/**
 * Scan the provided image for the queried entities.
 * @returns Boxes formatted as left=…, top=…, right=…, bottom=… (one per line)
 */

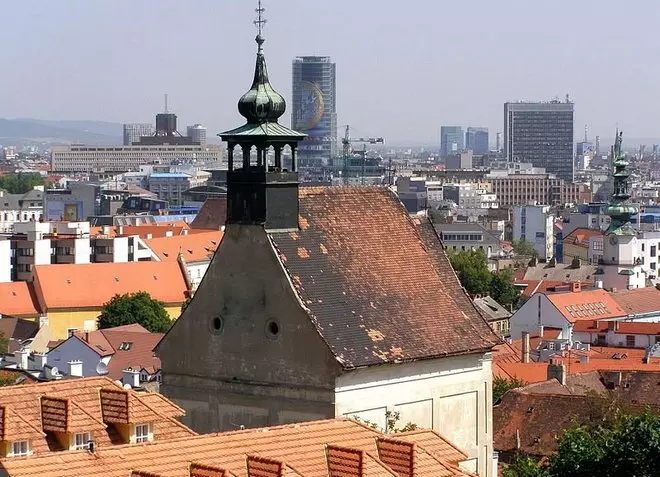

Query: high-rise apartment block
left=291, top=56, right=338, bottom=169
left=123, top=123, right=154, bottom=145
left=440, top=126, right=464, bottom=158
left=504, top=101, right=574, bottom=181
left=187, top=124, right=208, bottom=146
left=465, top=127, right=489, bottom=155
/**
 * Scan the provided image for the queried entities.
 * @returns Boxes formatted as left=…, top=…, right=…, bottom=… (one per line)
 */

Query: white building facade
left=513, top=205, right=554, bottom=259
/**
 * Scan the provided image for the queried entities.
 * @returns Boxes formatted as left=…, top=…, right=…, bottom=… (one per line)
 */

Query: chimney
left=118, top=225, right=124, bottom=236
left=570, top=282, right=581, bottom=293
left=102, top=225, right=111, bottom=235
left=122, top=368, right=141, bottom=388
left=547, top=360, right=567, bottom=385
left=571, top=256, right=581, bottom=269
left=68, top=360, right=83, bottom=377
left=165, top=231, right=173, bottom=237
left=33, top=352, right=47, bottom=370
left=579, top=354, right=589, bottom=364
left=182, top=229, right=189, bottom=236
left=608, top=321, right=620, bottom=332
left=14, top=349, right=28, bottom=370
left=521, top=331, right=531, bottom=363
left=146, top=233, right=153, bottom=240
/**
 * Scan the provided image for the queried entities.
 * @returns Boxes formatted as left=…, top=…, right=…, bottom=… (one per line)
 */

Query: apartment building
left=0, top=188, right=44, bottom=233
left=50, top=144, right=223, bottom=173
left=491, top=176, right=591, bottom=207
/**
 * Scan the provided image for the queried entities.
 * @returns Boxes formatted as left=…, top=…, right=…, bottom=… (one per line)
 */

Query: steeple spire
left=605, top=130, right=638, bottom=235
left=237, top=0, right=286, bottom=124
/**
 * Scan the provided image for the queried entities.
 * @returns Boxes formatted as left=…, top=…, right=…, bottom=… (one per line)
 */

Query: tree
left=98, top=292, right=172, bottom=333
left=490, top=268, right=520, bottom=309
left=548, top=411, right=660, bottom=477
left=511, top=239, right=538, bottom=257
left=0, top=331, right=9, bottom=355
left=0, top=173, right=44, bottom=194
left=493, top=376, right=526, bottom=403
left=502, top=455, right=548, bottom=477
left=449, top=249, right=492, bottom=296
left=353, top=411, right=418, bottom=433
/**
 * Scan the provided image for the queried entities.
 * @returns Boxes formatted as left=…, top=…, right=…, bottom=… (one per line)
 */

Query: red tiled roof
left=191, top=198, right=227, bottom=230
left=545, top=289, right=627, bottom=323
left=518, top=280, right=591, bottom=297
left=495, top=347, right=660, bottom=384
left=267, top=187, right=500, bottom=368
left=0, top=282, right=41, bottom=317
left=0, top=419, right=472, bottom=477
left=146, top=231, right=223, bottom=263
left=0, top=376, right=194, bottom=457
left=609, top=287, right=660, bottom=315
left=572, top=320, right=660, bottom=335
left=563, top=227, right=603, bottom=248
left=32, top=261, right=189, bottom=310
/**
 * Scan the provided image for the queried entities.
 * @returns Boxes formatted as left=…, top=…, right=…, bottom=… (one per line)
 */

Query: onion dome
left=237, top=35, right=286, bottom=124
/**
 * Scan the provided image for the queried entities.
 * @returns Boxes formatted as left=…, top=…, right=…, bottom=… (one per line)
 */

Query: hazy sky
left=1, top=0, right=658, bottom=144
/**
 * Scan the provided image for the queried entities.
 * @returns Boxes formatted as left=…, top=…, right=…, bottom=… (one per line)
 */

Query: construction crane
left=341, top=125, right=384, bottom=185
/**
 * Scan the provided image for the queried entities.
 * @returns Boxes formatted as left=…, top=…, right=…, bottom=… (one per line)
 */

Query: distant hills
left=0, top=118, right=123, bottom=147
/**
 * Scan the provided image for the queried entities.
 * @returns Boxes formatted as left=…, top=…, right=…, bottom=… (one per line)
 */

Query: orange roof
left=563, top=227, right=603, bottom=248
left=545, top=289, right=626, bottom=323
left=496, top=346, right=660, bottom=384
left=0, top=376, right=194, bottom=457
left=610, top=287, right=660, bottom=315
left=0, top=282, right=41, bottom=317
left=33, top=261, right=189, bottom=310
left=146, top=231, right=223, bottom=263
left=0, top=419, right=472, bottom=477
left=573, top=320, right=660, bottom=335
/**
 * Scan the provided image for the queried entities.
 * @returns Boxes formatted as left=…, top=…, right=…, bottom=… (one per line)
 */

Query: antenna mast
left=164, top=94, right=169, bottom=113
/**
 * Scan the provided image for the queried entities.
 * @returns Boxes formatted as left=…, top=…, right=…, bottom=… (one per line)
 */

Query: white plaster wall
left=510, top=294, right=569, bottom=339
left=0, top=240, right=11, bottom=283
left=187, top=262, right=210, bottom=288
left=47, top=338, right=107, bottom=377
left=73, top=238, right=91, bottom=264
left=34, top=239, right=52, bottom=266
left=335, top=353, right=493, bottom=477
left=573, top=330, right=660, bottom=348
left=113, top=237, right=129, bottom=263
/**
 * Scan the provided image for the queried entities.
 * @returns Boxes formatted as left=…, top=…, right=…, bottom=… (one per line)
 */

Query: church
left=157, top=8, right=500, bottom=476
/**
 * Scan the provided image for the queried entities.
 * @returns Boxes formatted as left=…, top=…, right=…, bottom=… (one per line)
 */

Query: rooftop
left=609, top=287, right=660, bottom=316
left=0, top=282, right=41, bottom=317
left=266, top=187, right=500, bottom=368
left=522, top=263, right=597, bottom=282
left=0, top=376, right=194, bottom=458
left=0, top=418, right=473, bottom=477
left=545, top=288, right=626, bottom=322
left=32, top=261, right=189, bottom=310
left=563, top=227, right=603, bottom=248
left=145, top=230, right=223, bottom=264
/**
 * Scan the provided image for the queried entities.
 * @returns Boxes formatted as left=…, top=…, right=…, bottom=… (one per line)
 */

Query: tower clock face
left=297, top=81, right=325, bottom=130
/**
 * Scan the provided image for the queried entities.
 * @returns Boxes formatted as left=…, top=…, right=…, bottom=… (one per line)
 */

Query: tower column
left=274, top=145, right=282, bottom=170
left=228, top=143, right=235, bottom=171
left=242, top=145, right=251, bottom=169
left=291, top=145, right=298, bottom=172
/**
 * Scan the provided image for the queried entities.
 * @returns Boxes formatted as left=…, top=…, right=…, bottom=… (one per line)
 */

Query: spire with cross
left=254, top=0, right=267, bottom=50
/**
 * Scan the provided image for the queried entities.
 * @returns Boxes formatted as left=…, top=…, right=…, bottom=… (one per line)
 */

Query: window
left=73, top=432, right=90, bottom=450
left=11, top=441, right=30, bottom=457
left=135, top=424, right=150, bottom=443
left=118, top=342, right=133, bottom=351
left=626, top=335, right=635, bottom=347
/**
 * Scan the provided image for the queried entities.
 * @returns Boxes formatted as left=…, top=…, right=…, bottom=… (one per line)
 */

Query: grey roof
left=473, top=296, right=512, bottom=321
left=523, top=263, right=597, bottom=282
left=219, top=122, right=306, bottom=140
left=0, top=189, right=44, bottom=211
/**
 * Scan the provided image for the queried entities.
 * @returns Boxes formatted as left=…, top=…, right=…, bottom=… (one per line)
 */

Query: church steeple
left=605, top=131, right=638, bottom=235
left=219, top=1, right=306, bottom=231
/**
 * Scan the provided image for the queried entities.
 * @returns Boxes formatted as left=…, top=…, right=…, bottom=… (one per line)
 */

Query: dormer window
left=10, top=440, right=30, bottom=457
left=118, top=342, right=133, bottom=351
left=73, top=432, right=91, bottom=450
left=134, top=423, right=151, bottom=443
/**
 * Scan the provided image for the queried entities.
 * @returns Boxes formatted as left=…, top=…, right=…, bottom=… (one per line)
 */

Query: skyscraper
left=504, top=100, right=575, bottom=181
left=187, top=124, right=208, bottom=146
left=291, top=56, right=338, bottom=169
left=465, top=127, right=489, bottom=155
left=440, top=126, right=464, bottom=157
left=123, top=123, right=154, bottom=145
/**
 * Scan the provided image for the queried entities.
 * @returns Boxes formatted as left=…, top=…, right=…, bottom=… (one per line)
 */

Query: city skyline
left=0, top=0, right=658, bottom=144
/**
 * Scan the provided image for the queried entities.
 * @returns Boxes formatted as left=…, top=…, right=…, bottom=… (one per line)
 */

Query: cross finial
left=254, top=0, right=267, bottom=37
